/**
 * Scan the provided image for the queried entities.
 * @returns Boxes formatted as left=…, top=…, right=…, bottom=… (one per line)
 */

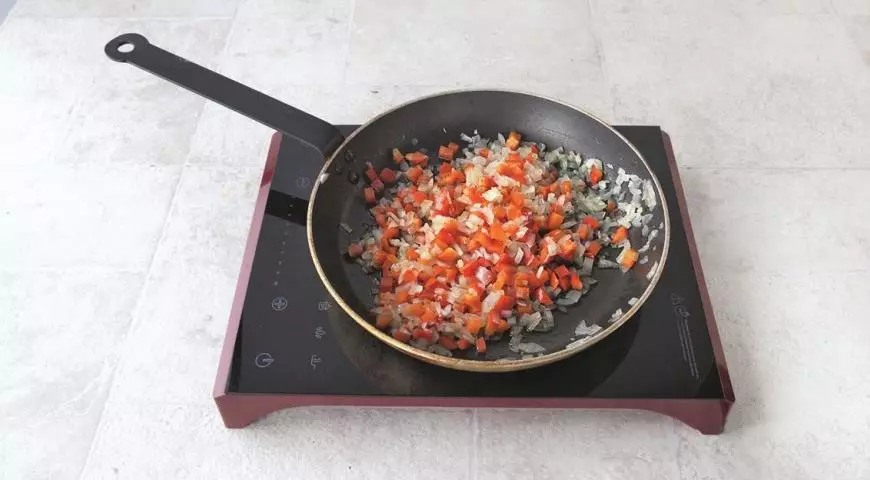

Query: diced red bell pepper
left=438, top=145, right=455, bottom=161
left=363, top=187, right=377, bottom=204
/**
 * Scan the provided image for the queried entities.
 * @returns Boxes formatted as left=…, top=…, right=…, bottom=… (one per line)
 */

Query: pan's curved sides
left=104, top=33, right=670, bottom=373
left=308, top=90, right=670, bottom=373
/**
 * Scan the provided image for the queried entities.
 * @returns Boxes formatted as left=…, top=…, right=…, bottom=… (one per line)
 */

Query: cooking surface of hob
left=228, top=126, right=722, bottom=399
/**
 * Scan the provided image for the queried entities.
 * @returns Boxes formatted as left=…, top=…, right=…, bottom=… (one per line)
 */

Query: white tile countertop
left=2, top=0, right=869, bottom=478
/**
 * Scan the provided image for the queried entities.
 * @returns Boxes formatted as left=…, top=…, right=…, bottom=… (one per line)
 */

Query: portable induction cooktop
left=213, top=125, right=735, bottom=435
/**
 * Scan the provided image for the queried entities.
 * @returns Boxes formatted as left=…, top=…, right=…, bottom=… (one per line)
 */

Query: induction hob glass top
left=227, top=126, right=722, bottom=399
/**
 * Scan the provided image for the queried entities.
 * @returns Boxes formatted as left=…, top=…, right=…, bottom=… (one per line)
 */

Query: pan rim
left=306, top=88, right=671, bottom=373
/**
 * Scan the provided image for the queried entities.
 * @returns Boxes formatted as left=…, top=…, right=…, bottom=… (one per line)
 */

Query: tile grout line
left=585, top=0, right=616, bottom=122
left=338, top=0, right=357, bottom=85
left=9, top=14, right=237, bottom=20
left=75, top=12, right=241, bottom=479
left=470, top=408, right=479, bottom=480
left=682, top=165, right=870, bottom=172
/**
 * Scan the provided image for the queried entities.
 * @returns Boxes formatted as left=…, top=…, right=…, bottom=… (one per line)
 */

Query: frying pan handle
left=104, top=33, right=344, bottom=156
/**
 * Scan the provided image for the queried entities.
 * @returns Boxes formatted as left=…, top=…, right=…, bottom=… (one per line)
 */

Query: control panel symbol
left=310, top=354, right=322, bottom=369
left=314, top=326, right=326, bottom=339
left=271, top=296, right=288, bottom=311
left=255, top=353, right=274, bottom=368
left=318, top=301, right=331, bottom=311
left=296, top=176, right=311, bottom=189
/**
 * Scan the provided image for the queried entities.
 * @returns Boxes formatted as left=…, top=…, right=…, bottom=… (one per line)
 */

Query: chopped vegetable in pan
left=347, top=131, right=656, bottom=356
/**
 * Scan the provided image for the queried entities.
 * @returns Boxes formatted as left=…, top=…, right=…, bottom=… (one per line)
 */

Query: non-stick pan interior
left=310, top=90, right=667, bottom=363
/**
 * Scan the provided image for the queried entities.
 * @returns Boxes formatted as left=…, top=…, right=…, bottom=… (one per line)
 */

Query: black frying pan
left=105, top=33, right=670, bottom=372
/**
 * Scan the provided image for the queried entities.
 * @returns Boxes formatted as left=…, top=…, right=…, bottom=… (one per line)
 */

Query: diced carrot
left=376, top=314, right=392, bottom=330
left=460, top=258, right=479, bottom=277
left=536, top=268, right=550, bottom=286
left=516, top=301, right=533, bottom=314
left=466, top=316, right=484, bottom=335
left=372, top=250, right=387, bottom=267
left=489, top=222, right=506, bottom=242
left=392, top=148, right=404, bottom=164
left=581, top=215, right=600, bottom=230
left=420, top=307, right=437, bottom=325
left=549, top=272, right=560, bottom=289
left=379, top=276, right=394, bottom=293
left=496, top=162, right=524, bottom=180
left=448, top=142, right=460, bottom=154
left=607, top=200, right=617, bottom=212
left=379, top=168, right=397, bottom=183
left=436, top=230, right=456, bottom=246
left=374, top=213, right=388, bottom=227
left=438, top=335, right=458, bottom=350
left=536, top=288, right=553, bottom=305
left=585, top=241, right=602, bottom=258
left=383, top=226, right=400, bottom=240
left=493, top=295, right=515, bottom=312
left=509, top=190, right=525, bottom=208
left=365, top=162, right=379, bottom=183
left=530, top=144, right=539, bottom=154
left=621, top=247, right=640, bottom=269
left=493, top=205, right=507, bottom=221
left=559, top=240, right=577, bottom=260
left=554, top=265, right=571, bottom=278
left=475, top=337, right=487, bottom=353
left=456, top=338, right=472, bottom=350
left=393, top=330, right=411, bottom=343
left=445, top=268, right=458, bottom=282
left=363, top=187, right=377, bottom=204
left=423, top=277, right=440, bottom=292
left=506, top=152, right=522, bottom=163
left=577, top=223, right=592, bottom=241
left=347, top=243, right=363, bottom=257
left=399, top=270, right=418, bottom=285
left=589, top=165, right=603, bottom=185
left=406, top=249, right=420, bottom=261
left=492, top=270, right=508, bottom=290
left=438, top=145, right=455, bottom=161
left=478, top=147, right=490, bottom=158
left=371, top=178, right=385, bottom=192
left=516, top=286, right=530, bottom=299
left=402, top=303, right=426, bottom=317
left=412, top=328, right=434, bottom=341
left=570, top=272, right=583, bottom=290
left=506, top=131, right=522, bottom=150
left=441, top=217, right=460, bottom=232
left=395, top=290, right=409, bottom=304
left=485, top=311, right=501, bottom=336
left=406, top=166, right=423, bottom=183
left=405, top=151, right=428, bottom=165
left=547, top=212, right=564, bottom=230
left=560, top=180, right=573, bottom=196
left=437, top=247, right=459, bottom=263
left=611, top=226, right=629, bottom=244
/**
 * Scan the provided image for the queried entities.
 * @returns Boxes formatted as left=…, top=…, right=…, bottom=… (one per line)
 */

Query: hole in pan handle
left=102, top=33, right=345, bottom=157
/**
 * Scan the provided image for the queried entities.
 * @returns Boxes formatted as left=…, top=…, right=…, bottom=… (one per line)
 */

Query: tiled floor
left=1, top=0, right=869, bottom=479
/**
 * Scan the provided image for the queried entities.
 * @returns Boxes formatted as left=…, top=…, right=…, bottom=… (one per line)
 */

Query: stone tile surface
left=102, top=165, right=260, bottom=404
left=10, top=0, right=240, bottom=17
left=81, top=403, right=474, bottom=479
left=0, top=269, right=144, bottom=480
left=595, top=9, right=870, bottom=169
left=2, top=1, right=870, bottom=479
